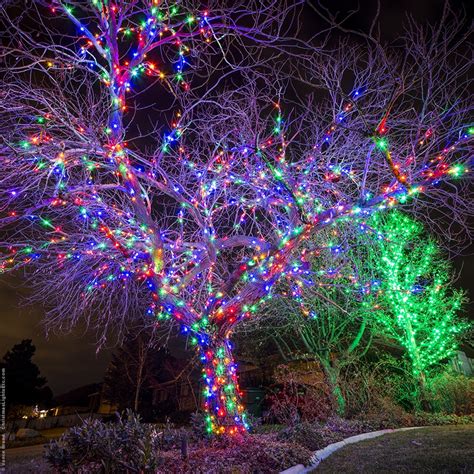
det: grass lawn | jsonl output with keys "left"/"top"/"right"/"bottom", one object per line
{"left": 40, "top": 427, "right": 67, "bottom": 439}
{"left": 313, "top": 425, "right": 474, "bottom": 473}
{"left": 6, "top": 427, "right": 66, "bottom": 449}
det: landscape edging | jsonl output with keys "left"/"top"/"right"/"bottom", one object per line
{"left": 280, "top": 426, "right": 425, "bottom": 474}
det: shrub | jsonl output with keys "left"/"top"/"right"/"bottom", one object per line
{"left": 160, "top": 426, "right": 189, "bottom": 451}
{"left": 245, "top": 412, "right": 263, "bottom": 431}
{"left": 189, "top": 411, "right": 210, "bottom": 439}
{"left": 45, "top": 411, "right": 162, "bottom": 473}
{"left": 324, "top": 416, "right": 376, "bottom": 436}
{"left": 341, "top": 358, "right": 421, "bottom": 427}
{"left": 275, "top": 417, "right": 388, "bottom": 452}
{"left": 424, "top": 372, "right": 474, "bottom": 415}
{"left": 266, "top": 364, "right": 333, "bottom": 425}
{"left": 357, "top": 397, "right": 416, "bottom": 429}
{"left": 154, "top": 417, "right": 192, "bottom": 451}
{"left": 259, "top": 438, "right": 312, "bottom": 471}
{"left": 413, "top": 412, "right": 474, "bottom": 426}
{"left": 265, "top": 383, "right": 301, "bottom": 427}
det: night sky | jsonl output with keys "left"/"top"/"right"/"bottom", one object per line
{"left": 0, "top": 278, "right": 113, "bottom": 395}
{"left": 0, "top": 0, "right": 472, "bottom": 397}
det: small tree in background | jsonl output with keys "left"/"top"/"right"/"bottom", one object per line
{"left": 103, "top": 328, "right": 194, "bottom": 417}
{"left": 103, "top": 329, "right": 159, "bottom": 413}
{"left": 238, "top": 233, "right": 374, "bottom": 417}
{"left": 362, "top": 211, "right": 469, "bottom": 402}
{"left": 273, "top": 289, "right": 371, "bottom": 417}
{"left": 2, "top": 339, "right": 52, "bottom": 416}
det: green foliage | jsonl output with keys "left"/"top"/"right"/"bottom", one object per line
{"left": 340, "top": 356, "right": 473, "bottom": 427}
{"left": 424, "top": 372, "right": 474, "bottom": 415}
{"left": 362, "top": 211, "right": 469, "bottom": 378}
{"left": 190, "top": 411, "right": 210, "bottom": 439}
{"left": 45, "top": 411, "right": 162, "bottom": 473}
{"left": 413, "top": 413, "right": 474, "bottom": 426}
{"left": 339, "top": 355, "right": 433, "bottom": 426}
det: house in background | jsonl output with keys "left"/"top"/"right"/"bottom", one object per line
{"left": 149, "top": 356, "right": 314, "bottom": 420}
{"left": 451, "top": 347, "right": 474, "bottom": 376}
{"left": 51, "top": 383, "right": 100, "bottom": 416}
{"left": 51, "top": 383, "right": 116, "bottom": 416}
{"left": 88, "top": 384, "right": 118, "bottom": 415}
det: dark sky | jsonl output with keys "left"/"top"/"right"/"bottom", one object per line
{"left": 1, "top": 0, "right": 472, "bottom": 397}
{"left": 0, "top": 279, "right": 113, "bottom": 395}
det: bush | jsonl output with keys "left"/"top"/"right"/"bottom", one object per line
{"left": 45, "top": 411, "right": 311, "bottom": 473}
{"left": 341, "top": 359, "right": 421, "bottom": 427}
{"left": 258, "top": 438, "right": 312, "bottom": 471}
{"left": 357, "top": 397, "right": 417, "bottom": 429}
{"left": 424, "top": 372, "right": 474, "bottom": 415}
{"left": 189, "top": 411, "right": 210, "bottom": 439}
{"left": 45, "top": 411, "right": 162, "bottom": 473}
{"left": 324, "top": 416, "right": 377, "bottom": 436}
{"left": 266, "top": 364, "right": 333, "bottom": 425}
{"left": 413, "top": 412, "right": 474, "bottom": 426}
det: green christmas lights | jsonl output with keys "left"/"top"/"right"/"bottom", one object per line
{"left": 363, "top": 211, "right": 469, "bottom": 382}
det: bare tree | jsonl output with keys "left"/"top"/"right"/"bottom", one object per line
{"left": 0, "top": 1, "right": 472, "bottom": 434}
{"left": 103, "top": 327, "right": 160, "bottom": 413}
{"left": 237, "top": 224, "right": 375, "bottom": 416}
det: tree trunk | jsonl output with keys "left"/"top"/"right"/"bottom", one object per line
{"left": 199, "top": 336, "right": 248, "bottom": 435}
{"left": 134, "top": 363, "right": 143, "bottom": 413}
{"left": 405, "top": 325, "right": 431, "bottom": 411}
{"left": 417, "top": 370, "right": 432, "bottom": 411}
{"left": 321, "top": 360, "right": 345, "bottom": 417}
{"left": 331, "top": 382, "right": 346, "bottom": 417}
{"left": 133, "top": 341, "right": 147, "bottom": 413}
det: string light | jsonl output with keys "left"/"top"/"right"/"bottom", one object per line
{"left": 361, "top": 211, "right": 468, "bottom": 379}
{"left": 0, "top": 0, "right": 471, "bottom": 435}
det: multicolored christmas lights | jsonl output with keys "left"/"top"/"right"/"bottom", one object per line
{"left": 0, "top": 1, "right": 472, "bottom": 434}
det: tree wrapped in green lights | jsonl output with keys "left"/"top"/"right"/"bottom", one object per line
{"left": 362, "top": 211, "right": 469, "bottom": 392}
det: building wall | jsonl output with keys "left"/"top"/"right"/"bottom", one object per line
{"left": 452, "top": 351, "right": 473, "bottom": 376}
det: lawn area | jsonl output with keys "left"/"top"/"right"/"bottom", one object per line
{"left": 39, "top": 427, "right": 67, "bottom": 439}
{"left": 313, "top": 424, "right": 474, "bottom": 473}
{"left": 6, "top": 427, "right": 66, "bottom": 449}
